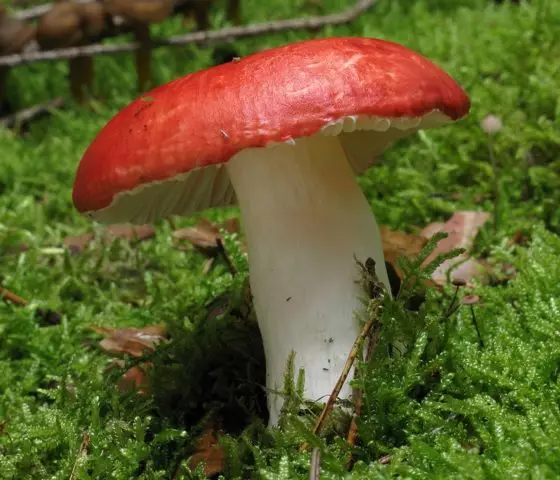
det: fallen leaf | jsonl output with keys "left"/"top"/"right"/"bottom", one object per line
{"left": 188, "top": 426, "right": 226, "bottom": 478}
{"left": 94, "top": 325, "right": 168, "bottom": 396}
{"left": 508, "top": 229, "right": 531, "bottom": 247}
{"left": 173, "top": 217, "right": 240, "bottom": 254}
{"left": 105, "top": 224, "right": 156, "bottom": 241}
{"left": 174, "top": 217, "right": 241, "bottom": 275}
{"left": 0, "top": 97, "right": 65, "bottom": 130}
{"left": 69, "top": 432, "right": 90, "bottom": 480}
{"left": 421, "top": 211, "right": 491, "bottom": 286}
{"left": 380, "top": 226, "right": 427, "bottom": 279}
{"left": 115, "top": 360, "right": 154, "bottom": 396}
{"left": 90, "top": 324, "right": 168, "bottom": 357}
{"left": 64, "top": 224, "right": 155, "bottom": 253}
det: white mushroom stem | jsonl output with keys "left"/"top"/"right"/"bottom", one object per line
{"left": 227, "top": 133, "right": 390, "bottom": 426}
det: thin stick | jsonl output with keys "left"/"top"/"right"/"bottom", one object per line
{"left": 0, "top": 97, "right": 64, "bottom": 128}
{"left": 345, "top": 388, "right": 361, "bottom": 453}
{"left": 216, "top": 238, "right": 237, "bottom": 276}
{"left": 1, "top": 0, "right": 377, "bottom": 67}
{"left": 345, "top": 322, "right": 381, "bottom": 469}
{"left": 301, "top": 257, "right": 385, "bottom": 453}
{"left": 312, "top": 315, "right": 377, "bottom": 437}
{"left": 69, "top": 433, "right": 90, "bottom": 480}
{"left": 0, "top": 286, "right": 28, "bottom": 306}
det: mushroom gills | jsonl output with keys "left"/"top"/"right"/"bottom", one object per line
{"left": 227, "top": 133, "right": 389, "bottom": 425}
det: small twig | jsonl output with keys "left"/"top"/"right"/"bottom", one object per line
{"left": 308, "top": 447, "right": 322, "bottom": 480}
{"left": 0, "top": 286, "right": 28, "bottom": 306}
{"left": 345, "top": 389, "right": 360, "bottom": 454}
{"left": 312, "top": 316, "right": 377, "bottom": 437}
{"left": 69, "top": 433, "right": 90, "bottom": 480}
{"left": 364, "top": 322, "right": 380, "bottom": 364}
{"left": 301, "top": 257, "right": 384, "bottom": 453}
{"left": 300, "top": 313, "right": 380, "bottom": 453}
{"left": 0, "top": 97, "right": 64, "bottom": 128}
{"left": 1, "top": 0, "right": 377, "bottom": 67}
{"left": 345, "top": 322, "right": 381, "bottom": 469}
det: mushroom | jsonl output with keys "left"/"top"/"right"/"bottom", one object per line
{"left": 36, "top": 2, "right": 84, "bottom": 49}
{"left": 103, "top": 0, "right": 172, "bottom": 92}
{"left": 36, "top": 0, "right": 107, "bottom": 104}
{"left": 0, "top": 5, "right": 36, "bottom": 115}
{"left": 72, "top": 37, "right": 470, "bottom": 425}
{"left": 0, "top": 6, "right": 36, "bottom": 54}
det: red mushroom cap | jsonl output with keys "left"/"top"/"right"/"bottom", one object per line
{"left": 73, "top": 36, "right": 470, "bottom": 222}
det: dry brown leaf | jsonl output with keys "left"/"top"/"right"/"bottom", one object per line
{"left": 69, "top": 432, "right": 90, "bottom": 480}
{"left": 63, "top": 232, "right": 94, "bottom": 253}
{"left": 421, "top": 211, "right": 491, "bottom": 286}
{"left": 64, "top": 224, "right": 155, "bottom": 253}
{"left": 173, "top": 217, "right": 240, "bottom": 254}
{"left": 508, "top": 229, "right": 531, "bottom": 247}
{"left": 380, "top": 226, "right": 427, "bottom": 278}
{"left": 90, "top": 324, "right": 168, "bottom": 357}
{"left": 188, "top": 426, "right": 226, "bottom": 478}
{"left": 116, "top": 361, "right": 154, "bottom": 396}
{"left": 94, "top": 325, "right": 168, "bottom": 396}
